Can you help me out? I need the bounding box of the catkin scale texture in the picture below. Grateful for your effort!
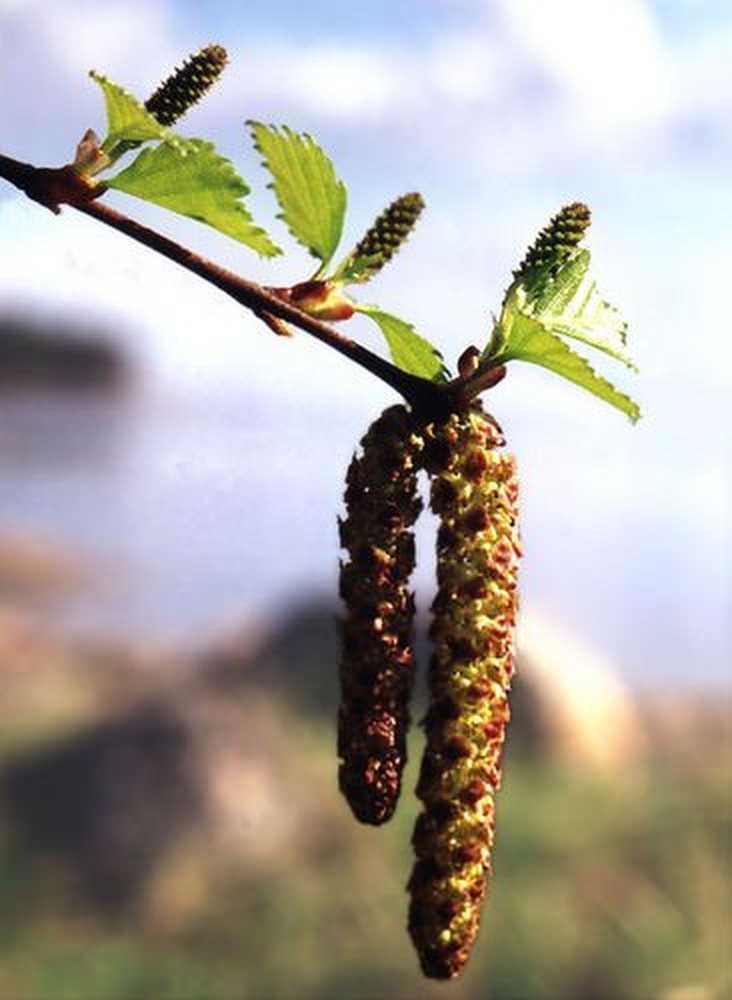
[408,405,521,979]
[145,45,228,127]
[338,405,424,825]
[351,192,425,278]
[514,201,591,282]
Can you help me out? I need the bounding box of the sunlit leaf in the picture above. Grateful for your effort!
[247,120,346,267]
[106,140,280,257]
[357,305,449,383]
[488,309,640,422]
[90,71,182,152]
[529,250,636,370]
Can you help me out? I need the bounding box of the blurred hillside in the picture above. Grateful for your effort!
[0,298,729,686]
[2,0,732,991]
[0,314,130,393]
[0,596,729,1000]
[0,309,729,999]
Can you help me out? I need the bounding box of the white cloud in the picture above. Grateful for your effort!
[673,26,732,113]
[232,0,676,141]
[284,47,403,118]
[431,34,504,102]
[35,3,163,75]
[4,0,727,172]
[2,0,181,102]
[218,30,512,122]
[205,1,722,174]
[501,0,676,135]
[223,40,412,121]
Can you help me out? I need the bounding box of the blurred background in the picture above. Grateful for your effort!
[0,1,730,998]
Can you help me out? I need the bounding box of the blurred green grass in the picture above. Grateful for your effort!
[0,701,729,1000]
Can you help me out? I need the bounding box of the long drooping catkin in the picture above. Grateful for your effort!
[408,404,521,979]
[338,405,424,825]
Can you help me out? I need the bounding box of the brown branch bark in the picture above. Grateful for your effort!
[0,152,502,417]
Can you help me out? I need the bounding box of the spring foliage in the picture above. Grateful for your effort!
[82,47,639,416]
[41,44,644,981]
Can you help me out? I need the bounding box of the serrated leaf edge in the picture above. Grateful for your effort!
[489,311,640,422]
[89,70,184,154]
[516,274,639,373]
[247,120,346,266]
[105,138,281,258]
[356,303,449,383]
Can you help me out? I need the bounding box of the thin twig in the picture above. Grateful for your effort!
[0,154,35,191]
[0,152,452,412]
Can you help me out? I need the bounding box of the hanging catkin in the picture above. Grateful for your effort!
[408,403,521,978]
[337,405,424,825]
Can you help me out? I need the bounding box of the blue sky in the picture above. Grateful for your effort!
[0,0,730,686]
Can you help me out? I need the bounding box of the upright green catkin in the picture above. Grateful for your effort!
[145,44,228,127]
[408,403,521,979]
[514,201,591,282]
[348,192,425,281]
[338,405,424,825]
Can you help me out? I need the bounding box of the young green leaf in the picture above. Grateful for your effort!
[89,71,182,153]
[488,309,640,422]
[106,140,280,257]
[356,305,449,383]
[528,250,637,370]
[333,192,425,284]
[487,203,640,419]
[247,120,346,268]
[529,244,591,316]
